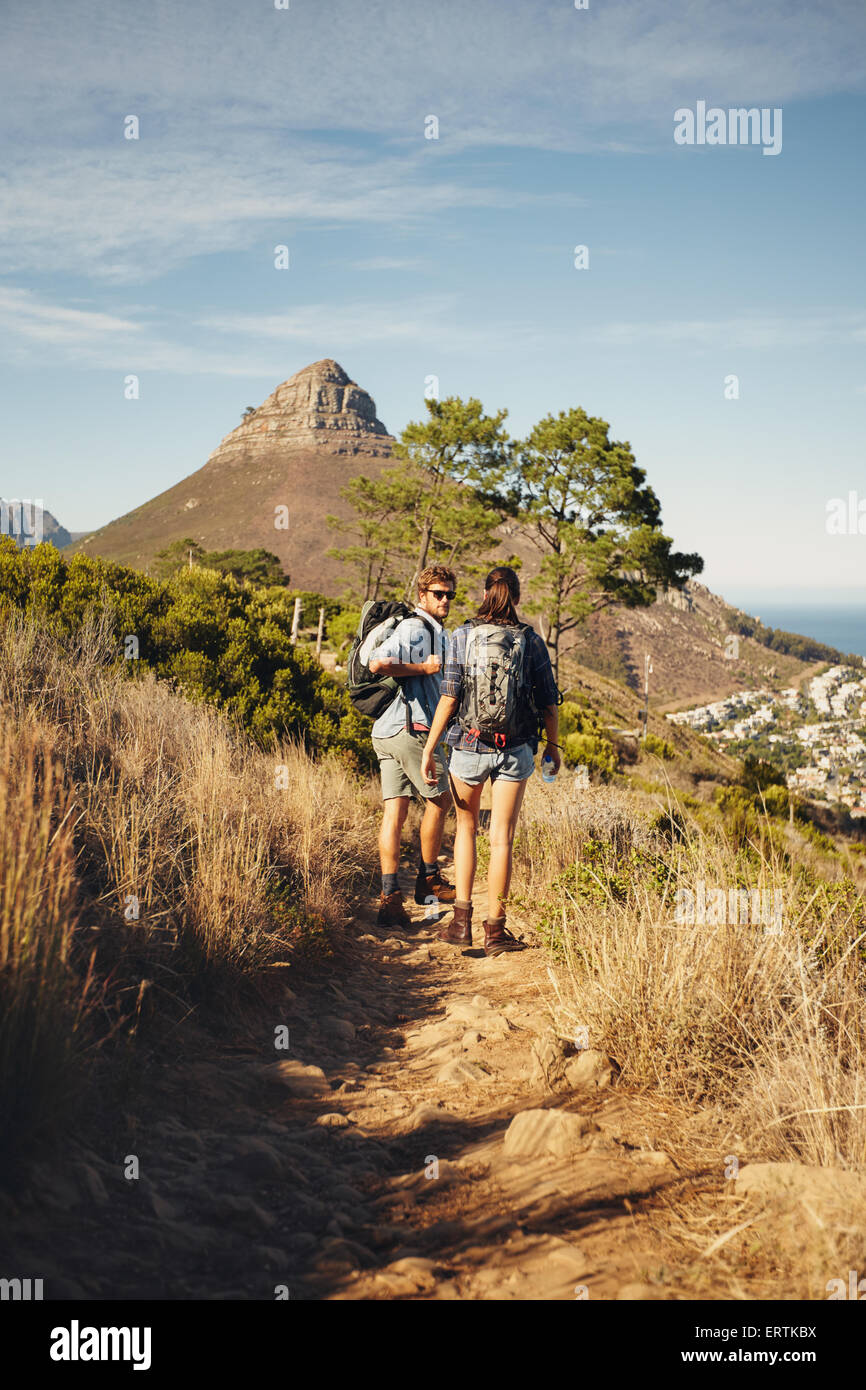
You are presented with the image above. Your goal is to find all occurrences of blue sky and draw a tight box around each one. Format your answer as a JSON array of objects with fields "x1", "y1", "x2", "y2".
[{"x1": 1, "y1": 0, "x2": 865, "y2": 601}]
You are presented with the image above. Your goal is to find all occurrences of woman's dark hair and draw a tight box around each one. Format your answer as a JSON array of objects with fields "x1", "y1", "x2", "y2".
[{"x1": 476, "y1": 565, "x2": 521, "y2": 625}]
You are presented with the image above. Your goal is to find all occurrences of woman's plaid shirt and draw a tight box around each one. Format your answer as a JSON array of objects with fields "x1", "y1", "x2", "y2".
[{"x1": 440, "y1": 620, "x2": 559, "y2": 752}]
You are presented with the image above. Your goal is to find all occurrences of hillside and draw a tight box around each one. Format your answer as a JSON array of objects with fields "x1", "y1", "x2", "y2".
[
  {"x1": 64, "y1": 359, "x2": 394, "y2": 593},
  {"x1": 560, "y1": 580, "x2": 821, "y2": 707}
]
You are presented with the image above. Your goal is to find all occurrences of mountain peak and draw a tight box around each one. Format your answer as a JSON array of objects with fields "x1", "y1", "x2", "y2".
[{"x1": 211, "y1": 358, "x2": 393, "y2": 461}]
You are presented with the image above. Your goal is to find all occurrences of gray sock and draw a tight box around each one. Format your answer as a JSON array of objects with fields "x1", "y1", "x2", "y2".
[{"x1": 382, "y1": 872, "x2": 399, "y2": 896}]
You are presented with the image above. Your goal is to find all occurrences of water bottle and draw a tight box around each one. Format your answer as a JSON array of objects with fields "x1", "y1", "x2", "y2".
[{"x1": 541, "y1": 752, "x2": 557, "y2": 783}]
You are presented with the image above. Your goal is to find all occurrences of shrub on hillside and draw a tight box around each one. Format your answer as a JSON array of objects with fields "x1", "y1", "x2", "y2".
[
  {"x1": 557, "y1": 698, "x2": 618, "y2": 777},
  {"x1": 562, "y1": 731, "x2": 617, "y2": 779},
  {"x1": 0, "y1": 539, "x2": 373, "y2": 769},
  {"x1": 326, "y1": 606, "x2": 361, "y2": 651},
  {"x1": 511, "y1": 775, "x2": 866, "y2": 1184},
  {"x1": 643, "y1": 732, "x2": 675, "y2": 760}
]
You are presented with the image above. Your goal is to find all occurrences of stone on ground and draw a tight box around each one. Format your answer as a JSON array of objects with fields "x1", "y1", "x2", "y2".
[{"x1": 502, "y1": 1108, "x2": 598, "y2": 1159}]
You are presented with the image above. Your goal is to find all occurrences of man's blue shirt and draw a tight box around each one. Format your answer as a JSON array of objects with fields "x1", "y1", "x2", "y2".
[{"x1": 369, "y1": 608, "x2": 449, "y2": 739}]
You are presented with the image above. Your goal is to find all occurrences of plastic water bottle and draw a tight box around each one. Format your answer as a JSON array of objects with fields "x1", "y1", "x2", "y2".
[{"x1": 541, "y1": 752, "x2": 557, "y2": 783}]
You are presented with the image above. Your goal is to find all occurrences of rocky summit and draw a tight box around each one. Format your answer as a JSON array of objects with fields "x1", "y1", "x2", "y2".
[
  {"x1": 208, "y1": 359, "x2": 393, "y2": 462},
  {"x1": 65, "y1": 359, "x2": 395, "y2": 591}
]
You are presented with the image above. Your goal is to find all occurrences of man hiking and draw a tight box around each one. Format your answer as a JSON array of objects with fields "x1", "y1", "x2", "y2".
[
  {"x1": 420, "y1": 565, "x2": 561, "y2": 955},
  {"x1": 367, "y1": 565, "x2": 457, "y2": 927}
]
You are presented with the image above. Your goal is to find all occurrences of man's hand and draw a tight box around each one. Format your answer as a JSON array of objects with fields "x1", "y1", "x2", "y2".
[
  {"x1": 422, "y1": 653, "x2": 441, "y2": 675},
  {"x1": 547, "y1": 744, "x2": 562, "y2": 774}
]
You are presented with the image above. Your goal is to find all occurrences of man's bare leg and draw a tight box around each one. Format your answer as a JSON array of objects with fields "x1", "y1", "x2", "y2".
[
  {"x1": 419, "y1": 789, "x2": 451, "y2": 868},
  {"x1": 379, "y1": 796, "x2": 409, "y2": 876}
]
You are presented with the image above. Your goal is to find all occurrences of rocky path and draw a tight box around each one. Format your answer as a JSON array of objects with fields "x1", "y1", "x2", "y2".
[{"x1": 3, "y1": 857, "x2": 702, "y2": 1302}]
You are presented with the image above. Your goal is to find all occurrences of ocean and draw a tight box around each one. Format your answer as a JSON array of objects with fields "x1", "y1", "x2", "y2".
[{"x1": 721, "y1": 594, "x2": 865, "y2": 661}]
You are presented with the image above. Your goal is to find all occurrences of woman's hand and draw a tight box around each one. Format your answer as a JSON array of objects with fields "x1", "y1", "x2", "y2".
[{"x1": 421, "y1": 746, "x2": 438, "y2": 785}]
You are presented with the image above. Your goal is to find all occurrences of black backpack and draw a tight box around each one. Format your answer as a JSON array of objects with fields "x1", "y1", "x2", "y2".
[{"x1": 347, "y1": 600, "x2": 437, "y2": 724}]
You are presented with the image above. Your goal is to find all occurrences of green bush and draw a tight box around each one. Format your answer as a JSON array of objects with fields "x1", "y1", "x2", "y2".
[
  {"x1": 562, "y1": 731, "x2": 617, "y2": 779},
  {"x1": 0, "y1": 539, "x2": 375, "y2": 770},
  {"x1": 559, "y1": 699, "x2": 619, "y2": 777},
  {"x1": 326, "y1": 607, "x2": 361, "y2": 651},
  {"x1": 559, "y1": 699, "x2": 600, "y2": 738},
  {"x1": 713, "y1": 784, "x2": 760, "y2": 844},
  {"x1": 643, "y1": 732, "x2": 675, "y2": 760},
  {"x1": 760, "y1": 783, "x2": 789, "y2": 818},
  {"x1": 741, "y1": 755, "x2": 785, "y2": 793}
]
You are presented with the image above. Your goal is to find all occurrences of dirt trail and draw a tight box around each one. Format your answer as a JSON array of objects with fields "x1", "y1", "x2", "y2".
[{"x1": 3, "y1": 857, "x2": 711, "y2": 1302}]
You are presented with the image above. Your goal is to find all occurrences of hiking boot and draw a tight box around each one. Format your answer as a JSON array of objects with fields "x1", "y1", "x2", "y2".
[
  {"x1": 414, "y1": 866, "x2": 457, "y2": 906},
  {"x1": 377, "y1": 890, "x2": 412, "y2": 928},
  {"x1": 439, "y1": 902, "x2": 472, "y2": 946},
  {"x1": 483, "y1": 917, "x2": 529, "y2": 956}
]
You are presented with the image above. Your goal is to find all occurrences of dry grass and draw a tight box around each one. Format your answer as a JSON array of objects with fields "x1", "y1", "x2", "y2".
[
  {"x1": 511, "y1": 770, "x2": 866, "y2": 1298},
  {"x1": 0, "y1": 719, "x2": 85, "y2": 1149},
  {"x1": 0, "y1": 608, "x2": 379, "y2": 1158},
  {"x1": 513, "y1": 771, "x2": 866, "y2": 1171}
]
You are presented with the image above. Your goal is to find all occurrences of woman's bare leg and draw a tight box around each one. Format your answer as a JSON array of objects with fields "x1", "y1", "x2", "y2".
[
  {"x1": 487, "y1": 776, "x2": 528, "y2": 920},
  {"x1": 448, "y1": 775, "x2": 484, "y2": 903}
]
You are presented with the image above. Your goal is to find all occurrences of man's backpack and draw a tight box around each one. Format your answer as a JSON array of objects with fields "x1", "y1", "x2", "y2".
[
  {"x1": 457, "y1": 620, "x2": 536, "y2": 748},
  {"x1": 347, "y1": 600, "x2": 436, "y2": 723}
]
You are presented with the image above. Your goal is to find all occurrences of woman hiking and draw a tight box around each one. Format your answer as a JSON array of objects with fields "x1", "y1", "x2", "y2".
[{"x1": 420, "y1": 565, "x2": 561, "y2": 956}]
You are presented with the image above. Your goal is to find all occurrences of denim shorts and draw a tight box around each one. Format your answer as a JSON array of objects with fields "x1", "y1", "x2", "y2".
[{"x1": 448, "y1": 742, "x2": 536, "y2": 786}]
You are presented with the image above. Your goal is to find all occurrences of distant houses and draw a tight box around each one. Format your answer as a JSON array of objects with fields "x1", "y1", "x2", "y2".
[{"x1": 667, "y1": 665, "x2": 866, "y2": 811}]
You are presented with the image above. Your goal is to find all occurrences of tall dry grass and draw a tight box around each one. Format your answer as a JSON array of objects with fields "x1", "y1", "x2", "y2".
[
  {"x1": 0, "y1": 718, "x2": 86, "y2": 1150},
  {"x1": 0, "y1": 608, "x2": 380, "y2": 1157},
  {"x1": 512, "y1": 771, "x2": 866, "y2": 1172}
]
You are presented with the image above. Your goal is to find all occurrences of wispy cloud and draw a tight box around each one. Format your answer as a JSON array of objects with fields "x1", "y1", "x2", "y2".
[
  {"x1": 5, "y1": 0, "x2": 864, "y2": 147},
  {"x1": 1, "y1": 0, "x2": 863, "y2": 284},
  {"x1": 0, "y1": 286, "x2": 534, "y2": 374},
  {"x1": 0, "y1": 143, "x2": 553, "y2": 284},
  {"x1": 197, "y1": 295, "x2": 562, "y2": 355},
  {"x1": 0, "y1": 288, "x2": 140, "y2": 344}
]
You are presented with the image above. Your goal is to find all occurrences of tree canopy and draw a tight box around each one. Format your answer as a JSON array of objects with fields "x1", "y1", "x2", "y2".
[
  {"x1": 327, "y1": 396, "x2": 512, "y2": 603},
  {"x1": 515, "y1": 408, "x2": 703, "y2": 678}
]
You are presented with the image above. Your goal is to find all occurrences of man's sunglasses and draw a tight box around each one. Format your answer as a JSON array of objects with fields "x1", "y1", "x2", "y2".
[{"x1": 426, "y1": 588, "x2": 455, "y2": 600}]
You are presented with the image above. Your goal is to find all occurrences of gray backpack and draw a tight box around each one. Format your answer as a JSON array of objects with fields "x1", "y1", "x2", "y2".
[{"x1": 457, "y1": 620, "x2": 535, "y2": 748}]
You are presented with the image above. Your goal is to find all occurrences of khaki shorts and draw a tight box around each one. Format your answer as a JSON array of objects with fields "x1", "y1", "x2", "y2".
[{"x1": 372, "y1": 729, "x2": 450, "y2": 802}]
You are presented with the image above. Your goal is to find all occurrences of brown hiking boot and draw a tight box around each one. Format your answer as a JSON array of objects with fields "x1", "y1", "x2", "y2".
[
  {"x1": 483, "y1": 917, "x2": 529, "y2": 956},
  {"x1": 414, "y1": 866, "x2": 457, "y2": 905},
  {"x1": 439, "y1": 902, "x2": 472, "y2": 946},
  {"x1": 377, "y1": 890, "x2": 412, "y2": 928}
]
